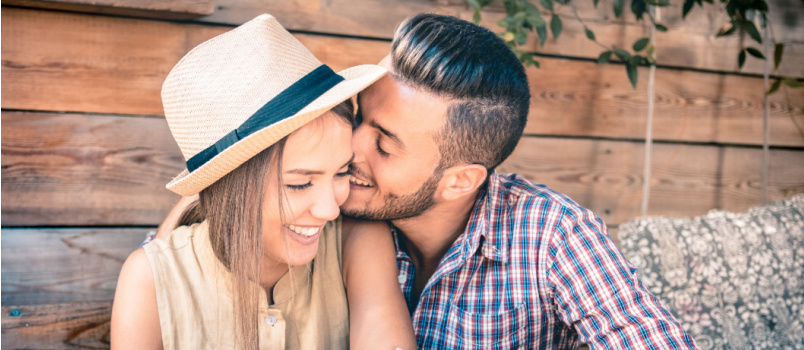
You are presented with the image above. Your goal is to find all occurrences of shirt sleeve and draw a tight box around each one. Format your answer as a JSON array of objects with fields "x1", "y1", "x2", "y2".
[{"x1": 546, "y1": 207, "x2": 699, "y2": 349}]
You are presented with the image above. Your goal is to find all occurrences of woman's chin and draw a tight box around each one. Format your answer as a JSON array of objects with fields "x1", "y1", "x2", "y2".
[{"x1": 284, "y1": 227, "x2": 321, "y2": 265}]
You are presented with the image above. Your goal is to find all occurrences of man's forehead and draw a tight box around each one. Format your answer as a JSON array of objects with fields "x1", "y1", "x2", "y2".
[{"x1": 359, "y1": 77, "x2": 449, "y2": 147}]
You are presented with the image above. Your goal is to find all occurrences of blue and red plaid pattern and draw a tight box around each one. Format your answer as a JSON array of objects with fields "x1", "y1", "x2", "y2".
[{"x1": 392, "y1": 172, "x2": 698, "y2": 349}]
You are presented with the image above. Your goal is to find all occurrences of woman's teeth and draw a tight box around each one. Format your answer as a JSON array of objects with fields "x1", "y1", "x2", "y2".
[
  {"x1": 287, "y1": 225, "x2": 320, "y2": 237},
  {"x1": 349, "y1": 175, "x2": 372, "y2": 187}
]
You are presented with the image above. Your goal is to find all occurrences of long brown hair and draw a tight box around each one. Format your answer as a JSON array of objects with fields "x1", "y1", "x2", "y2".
[{"x1": 179, "y1": 99, "x2": 354, "y2": 349}]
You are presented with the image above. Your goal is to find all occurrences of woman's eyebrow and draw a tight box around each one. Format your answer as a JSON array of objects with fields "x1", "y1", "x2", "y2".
[
  {"x1": 284, "y1": 154, "x2": 354, "y2": 175},
  {"x1": 341, "y1": 154, "x2": 355, "y2": 168}
]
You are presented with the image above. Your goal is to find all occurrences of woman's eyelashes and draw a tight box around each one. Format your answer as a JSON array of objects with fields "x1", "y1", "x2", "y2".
[
  {"x1": 286, "y1": 182, "x2": 312, "y2": 191},
  {"x1": 335, "y1": 168, "x2": 351, "y2": 178},
  {"x1": 285, "y1": 168, "x2": 351, "y2": 191}
]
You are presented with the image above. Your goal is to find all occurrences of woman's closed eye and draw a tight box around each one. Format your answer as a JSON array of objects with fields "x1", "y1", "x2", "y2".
[
  {"x1": 286, "y1": 182, "x2": 312, "y2": 191},
  {"x1": 336, "y1": 168, "x2": 351, "y2": 178}
]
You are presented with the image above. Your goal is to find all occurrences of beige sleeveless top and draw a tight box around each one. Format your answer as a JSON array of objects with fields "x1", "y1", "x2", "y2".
[{"x1": 144, "y1": 218, "x2": 348, "y2": 349}]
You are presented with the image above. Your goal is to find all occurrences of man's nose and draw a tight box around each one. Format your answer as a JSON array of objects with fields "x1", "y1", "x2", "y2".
[{"x1": 351, "y1": 123, "x2": 369, "y2": 163}]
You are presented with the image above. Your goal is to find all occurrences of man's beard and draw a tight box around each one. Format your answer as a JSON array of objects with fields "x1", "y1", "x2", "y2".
[{"x1": 343, "y1": 170, "x2": 441, "y2": 221}]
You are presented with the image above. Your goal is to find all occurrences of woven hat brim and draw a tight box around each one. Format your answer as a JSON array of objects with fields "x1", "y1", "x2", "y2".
[{"x1": 166, "y1": 64, "x2": 386, "y2": 196}]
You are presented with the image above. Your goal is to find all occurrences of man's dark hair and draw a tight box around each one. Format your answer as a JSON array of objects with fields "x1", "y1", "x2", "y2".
[{"x1": 390, "y1": 13, "x2": 530, "y2": 172}]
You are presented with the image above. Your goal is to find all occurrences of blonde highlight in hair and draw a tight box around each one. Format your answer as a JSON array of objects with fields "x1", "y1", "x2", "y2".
[
  {"x1": 199, "y1": 142, "x2": 277, "y2": 350},
  {"x1": 174, "y1": 99, "x2": 355, "y2": 348}
]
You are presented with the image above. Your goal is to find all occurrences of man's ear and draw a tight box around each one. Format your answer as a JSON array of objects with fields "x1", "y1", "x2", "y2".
[{"x1": 439, "y1": 164, "x2": 488, "y2": 201}]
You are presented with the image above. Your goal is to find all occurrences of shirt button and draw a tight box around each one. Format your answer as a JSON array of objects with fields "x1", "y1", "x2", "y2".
[
  {"x1": 398, "y1": 273, "x2": 407, "y2": 284},
  {"x1": 265, "y1": 315, "x2": 277, "y2": 326}
]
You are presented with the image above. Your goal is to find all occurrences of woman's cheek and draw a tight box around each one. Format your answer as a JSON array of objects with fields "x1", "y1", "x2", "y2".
[{"x1": 334, "y1": 180, "x2": 350, "y2": 206}]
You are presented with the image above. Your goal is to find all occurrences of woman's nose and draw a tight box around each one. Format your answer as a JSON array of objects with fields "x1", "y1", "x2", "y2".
[{"x1": 310, "y1": 186, "x2": 340, "y2": 221}]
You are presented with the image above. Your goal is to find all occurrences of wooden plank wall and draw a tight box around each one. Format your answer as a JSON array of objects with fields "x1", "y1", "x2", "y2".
[{"x1": 2, "y1": 0, "x2": 803, "y2": 348}]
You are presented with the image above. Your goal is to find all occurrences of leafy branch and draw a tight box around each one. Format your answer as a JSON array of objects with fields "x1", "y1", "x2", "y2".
[{"x1": 467, "y1": 0, "x2": 802, "y2": 92}]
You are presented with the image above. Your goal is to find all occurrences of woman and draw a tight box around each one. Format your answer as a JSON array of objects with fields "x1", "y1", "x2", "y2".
[{"x1": 110, "y1": 14, "x2": 414, "y2": 349}]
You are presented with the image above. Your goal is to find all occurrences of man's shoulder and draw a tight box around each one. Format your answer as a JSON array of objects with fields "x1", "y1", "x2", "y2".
[
  {"x1": 490, "y1": 172, "x2": 608, "y2": 238},
  {"x1": 492, "y1": 172, "x2": 585, "y2": 214}
]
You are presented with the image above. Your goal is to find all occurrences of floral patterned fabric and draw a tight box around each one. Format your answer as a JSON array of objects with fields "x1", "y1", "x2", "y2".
[{"x1": 619, "y1": 195, "x2": 804, "y2": 350}]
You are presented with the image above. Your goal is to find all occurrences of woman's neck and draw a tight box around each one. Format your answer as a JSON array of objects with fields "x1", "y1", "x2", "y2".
[{"x1": 259, "y1": 259, "x2": 290, "y2": 303}]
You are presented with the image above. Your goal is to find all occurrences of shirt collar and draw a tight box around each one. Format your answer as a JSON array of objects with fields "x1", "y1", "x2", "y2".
[{"x1": 462, "y1": 171, "x2": 509, "y2": 263}]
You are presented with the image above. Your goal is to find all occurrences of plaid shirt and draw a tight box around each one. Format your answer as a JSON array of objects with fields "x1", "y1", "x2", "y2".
[{"x1": 392, "y1": 172, "x2": 698, "y2": 349}]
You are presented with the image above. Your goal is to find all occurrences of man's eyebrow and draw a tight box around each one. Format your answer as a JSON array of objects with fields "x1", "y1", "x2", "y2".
[
  {"x1": 284, "y1": 154, "x2": 355, "y2": 175},
  {"x1": 369, "y1": 120, "x2": 405, "y2": 150}
]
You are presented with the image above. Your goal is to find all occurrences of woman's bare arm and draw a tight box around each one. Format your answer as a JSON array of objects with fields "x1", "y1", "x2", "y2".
[
  {"x1": 110, "y1": 248, "x2": 163, "y2": 350},
  {"x1": 342, "y1": 218, "x2": 416, "y2": 350}
]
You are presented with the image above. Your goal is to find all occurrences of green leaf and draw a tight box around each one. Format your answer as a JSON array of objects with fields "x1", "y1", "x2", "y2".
[
  {"x1": 738, "y1": 49, "x2": 746, "y2": 69},
  {"x1": 594, "y1": 0, "x2": 600, "y2": 7},
  {"x1": 585, "y1": 27, "x2": 596, "y2": 41},
  {"x1": 515, "y1": 29, "x2": 528, "y2": 45},
  {"x1": 646, "y1": 44, "x2": 656, "y2": 64},
  {"x1": 654, "y1": 23, "x2": 668, "y2": 32},
  {"x1": 524, "y1": 3, "x2": 546, "y2": 27},
  {"x1": 743, "y1": 20, "x2": 762, "y2": 44},
  {"x1": 536, "y1": 23, "x2": 548, "y2": 46},
  {"x1": 644, "y1": 0, "x2": 670, "y2": 6},
  {"x1": 502, "y1": 0, "x2": 518, "y2": 15},
  {"x1": 540, "y1": 0, "x2": 554, "y2": 11},
  {"x1": 517, "y1": 51, "x2": 540, "y2": 68},
  {"x1": 767, "y1": 79, "x2": 782, "y2": 95},
  {"x1": 614, "y1": 48, "x2": 631, "y2": 60},
  {"x1": 614, "y1": 0, "x2": 624, "y2": 17},
  {"x1": 629, "y1": 55, "x2": 644, "y2": 66},
  {"x1": 716, "y1": 21, "x2": 737, "y2": 37},
  {"x1": 498, "y1": 19, "x2": 509, "y2": 28},
  {"x1": 631, "y1": 0, "x2": 646, "y2": 20},
  {"x1": 626, "y1": 63, "x2": 638, "y2": 88},
  {"x1": 746, "y1": 47, "x2": 765, "y2": 59},
  {"x1": 682, "y1": 0, "x2": 695, "y2": 18},
  {"x1": 633, "y1": 38, "x2": 649, "y2": 51},
  {"x1": 783, "y1": 78, "x2": 804, "y2": 88},
  {"x1": 529, "y1": 14, "x2": 546, "y2": 27},
  {"x1": 774, "y1": 43, "x2": 784, "y2": 70},
  {"x1": 524, "y1": 2, "x2": 541, "y2": 17},
  {"x1": 467, "y1": 0, "x2": 482, "y2": 10},
  {"x1": 598, "y1": 51, "x2": 612, "y2": 64},
  {"x1": 550, "y1": 14, "x2": 562, "y2": 39},
  {"x1": 473, "y1": 10, "x2": 481, "y2": 24}
]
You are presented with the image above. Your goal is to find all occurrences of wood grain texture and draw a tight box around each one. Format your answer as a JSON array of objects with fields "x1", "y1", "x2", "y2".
[
  {"x1": 498, "y1": 137, "x2": 804, "y2": 225},
  {"x1": 0, "y1": 228, "x2": 142, "y2": 348},
  {"x1": 3, "y1": 7, "x2": 802, "y2": 147},
  {"x1": 0, "y1": 7, "x2": 388, "y2": 116},
  {"x1": 1, "y1": 112, "x2": 183, "y2": 226},
  {"x1": 3, "y1": 0, "x2": 214, "y2": 19},
  {"x1": 1, "y1": 7, "x2": 229, "y2": 116},
  {"x1": 199, "y1": 0, "x2": 804, "y2": 77},
  {"x1": 3, "y1": 112, "x2": 802, "y2": 227},
  {"x1": 525, "y1": 59, "x2": 804, "y2": 147},
  {"x1": 1, "y1": 228, "x2": 147, "y2": 305},
  {"x1": 1, "y1": 301, "x2": 112, "y2": 349}
]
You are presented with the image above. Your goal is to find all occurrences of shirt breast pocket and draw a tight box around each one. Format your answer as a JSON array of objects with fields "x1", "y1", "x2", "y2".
[{"x1": 445, "y1": 302, "x2": 529, "y2": 349}]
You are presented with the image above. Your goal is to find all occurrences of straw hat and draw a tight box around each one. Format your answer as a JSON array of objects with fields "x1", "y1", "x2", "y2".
[{"x1": 162, "y1": 14, "x2": 386, "y2": 196}]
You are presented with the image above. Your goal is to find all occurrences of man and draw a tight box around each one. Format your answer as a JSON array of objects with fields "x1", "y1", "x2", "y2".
[
  {"x1": 158, "y1": 13, "x2": 697, "y2": 349},
  {"x1": 342, "y1": 14, "x2": 697, "y2": 349}
]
